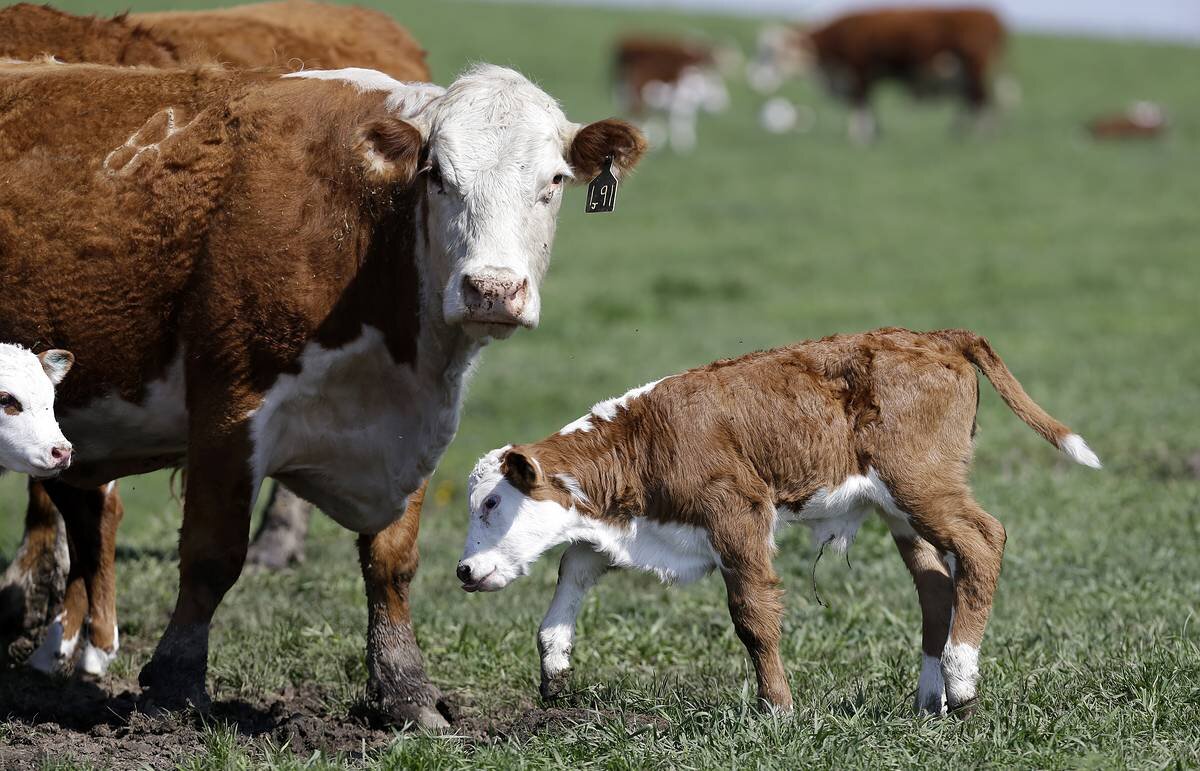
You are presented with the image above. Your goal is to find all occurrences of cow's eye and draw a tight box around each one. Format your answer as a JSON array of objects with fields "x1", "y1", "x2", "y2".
[
  {"x1": 483, "y1": 495, "x2": 499, "y2": 512},
  {"x1": 0, "y1": 393, "x2": 20, "y2": 414},
  {"x1": 552, "y1": 174, "x2": 565, "y2": 185}
]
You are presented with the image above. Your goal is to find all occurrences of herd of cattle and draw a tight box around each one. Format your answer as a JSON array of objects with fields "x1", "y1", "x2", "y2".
[{"x1": 0, "y1": 0, "x2": 1104, "y2": 730}]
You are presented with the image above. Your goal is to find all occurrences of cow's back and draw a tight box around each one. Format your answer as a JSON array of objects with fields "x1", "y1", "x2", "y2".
[
  {"x1": 132, "y1": 0, "x2": 430, "y2": 81},
  {"x1": 810, "y1": 7, "x2": 1005, "y2": 68},
  {"x1": 0, "y1": 3, "x2": 178, "y2": 66},
  {"x1": 0, "y1": 62, "x2": 238, "y2": 406}
]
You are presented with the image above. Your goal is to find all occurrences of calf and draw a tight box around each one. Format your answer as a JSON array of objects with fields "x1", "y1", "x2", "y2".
[
  {"x1": 752, "y1": 8, "x2": 1008, "y2": 143},
  {"x1": 613, "y1": 36, "x2": 730, "y2": 152},
  {"x1": 458, "y1": 328, "x2": 1100, "y2": 714},
  {"x1": 0, "y1": 345, "x2": 73, "y2": 477},
  {"x1": 0, "y1": 59, "x2": 643, "y2": 726}
]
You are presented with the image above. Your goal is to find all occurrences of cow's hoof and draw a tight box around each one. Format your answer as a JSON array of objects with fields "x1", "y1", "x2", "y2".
[
  {"x1": 138, "y1": 624, "x2": 211, "y2": 713},
  {"x1": 539, "y1": 669, "x2": 571, "y2": 701},
  {"x1": 370, "y1": 691, "x2": 454, "y2": 731},
  {"x1": 947, "y1": 695, "x2": 979, "y2": 719}
]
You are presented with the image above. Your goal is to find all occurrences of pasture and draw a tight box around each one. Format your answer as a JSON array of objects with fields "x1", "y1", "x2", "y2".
[{"x1": 2, "y1": 0, "x2": 1199, "y2": 767}]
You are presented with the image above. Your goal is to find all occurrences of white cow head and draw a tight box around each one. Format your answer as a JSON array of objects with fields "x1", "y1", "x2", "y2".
[
  {"x1": 302, "y1": 65, "x2": 648, "y2": 341},
  {"x1": 458, "y1": 445, "x2": 579, "y2": 591},
  {"x1": 0, "y1": 345, "x2": 73, "y2": 477}
]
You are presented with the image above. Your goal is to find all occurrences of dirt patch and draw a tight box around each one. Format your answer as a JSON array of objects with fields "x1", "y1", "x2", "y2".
[{"x1": 0, "y1": 671, "x2": 671, "y2": 766}]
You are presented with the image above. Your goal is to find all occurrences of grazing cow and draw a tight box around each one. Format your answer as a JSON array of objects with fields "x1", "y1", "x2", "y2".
[
  {"x1": 0, "y1": 59, "x2": 644, "y2": 726},
  {"x1": 0, "y1": 0, "x2": 433, "y2": 662},
  {"x1": 613, "y1": 36, "x2": 730, "y2": 152},
  {"x1": 0, "y1": 345, "x2": 73, "y2": 477},
  {"x1": 1088, "y1": 102, "x2": 1167, "y2": 140},
  {"x1": 0, "y1": 1, "x2": 429, "y2": 81},
  {"x1": 458, "y1": 328, "x2": 1100, "y2": 714},
  {"x1": 752, "y1": 8, "x2": 1008, "y2": 143}
]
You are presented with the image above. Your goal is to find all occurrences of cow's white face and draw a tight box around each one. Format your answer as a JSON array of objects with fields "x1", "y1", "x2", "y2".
[
  {"x1": 417, "y1": 66, "x2": 646, "y2": 340},
  {"x1": 457, "y1": 446, "x2": 575, "y2": 591},
  {"x1": 290, "y1": 66, "x2": 645, "y2": 341},
  {"x1": 0, "y1": 346, "x2": 73, "y2": 477}
]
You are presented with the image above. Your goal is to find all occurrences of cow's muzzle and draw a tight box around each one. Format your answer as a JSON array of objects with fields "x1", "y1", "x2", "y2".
[{"x1": 461, "y1": 270, "x2": 530, "y2": 327}]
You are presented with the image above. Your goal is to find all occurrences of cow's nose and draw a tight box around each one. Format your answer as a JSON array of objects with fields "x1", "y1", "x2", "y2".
[
  {"x1": 456, "y1": 562, "x2": 473, "y2": 584},
  {"x1": 461, "y1": 272, "x2": 529, "y2": 324},
  {"x1": 50, "y1": 444, "x2": 72, "y2": 467}
]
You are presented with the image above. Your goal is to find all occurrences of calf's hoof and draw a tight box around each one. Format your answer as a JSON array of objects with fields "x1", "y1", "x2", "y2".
[{"x1": 539, "y1": 669, "x2": 571, "y2": 701}]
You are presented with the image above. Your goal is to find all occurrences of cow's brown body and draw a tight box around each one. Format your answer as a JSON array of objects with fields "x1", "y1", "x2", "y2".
[
  {"x1": 0, "y1": 2, "x2": 429, "y2": 81},
  {"x1": 613, "y1": 36, "x2": 714, "y2": 114},
  {"x1": 0, "y1": 0, "x2": 430, "y2": 673}
]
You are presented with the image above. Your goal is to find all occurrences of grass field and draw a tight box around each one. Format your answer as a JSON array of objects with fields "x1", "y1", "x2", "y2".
[{"x1": 4, "y1": 0, "x2": 1200, "y2": 767}]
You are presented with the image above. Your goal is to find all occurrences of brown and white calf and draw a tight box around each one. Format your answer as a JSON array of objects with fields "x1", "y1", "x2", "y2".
[
  {"x1": 613, "y1": 36, "x2": 730, "y2": 152},
  {"x1": 458, "y1": 328, "x2": 1099, "y2": 714},
  {"x1": 0, "y1": 59, "x2": 643, "y2": 726},
  {"x1": 752, "y1": 8, "x2": 1009, "y2": 143}
]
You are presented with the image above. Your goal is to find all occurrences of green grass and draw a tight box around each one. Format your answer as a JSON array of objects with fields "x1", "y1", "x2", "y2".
[{"x1": 6, "y1": 0, "x2": 1200, "y2": 767}]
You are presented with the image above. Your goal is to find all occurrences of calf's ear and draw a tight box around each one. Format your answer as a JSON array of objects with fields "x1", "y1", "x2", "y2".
[
  {"x1": 501, "y1": 448, "x2": 544, "y2": 493},
  {"x1": 37, "y1": 350, "x2": 74, "y2": 386},
  {"x1": 355, "y1": 119, "x2": 424, "y2": 185},
  {"x1": 568, "y1": 119, "x2": 647, "y2": 180}
]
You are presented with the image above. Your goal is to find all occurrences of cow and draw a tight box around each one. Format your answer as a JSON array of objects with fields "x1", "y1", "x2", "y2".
[
  {"x1": 0, "y1": 1, "x2": 429, "y2": 81},
  {"x1": 751, "y1": 8, "x2": 1009, "y2": 143},
  {"x1": 1088, "y1": 102, "x2": 1167, "y2": 140},
  {"x1": 0, "y1": 0, "x2": 434, "y2": 663},
  {"x1": 457, "y1": 328, "x2": 1100, "y2": 715},
  {"x1": 0, "y1": 345, "x2": 74, "y2": 477},
  {"x1": 613, "y1": 35, "x2": 730, "y2": 152},
  {"x1": 0, "y1": 58, "x2": 644, "y2": 727}
]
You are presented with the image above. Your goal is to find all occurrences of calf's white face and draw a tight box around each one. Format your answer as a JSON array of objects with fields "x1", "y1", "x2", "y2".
[
  {"x1": 458, "y1": 446, "x2": 574, "y2": 591},
  {"x1": 0, "y1": 346, "x2": 73, "y2": 477}
]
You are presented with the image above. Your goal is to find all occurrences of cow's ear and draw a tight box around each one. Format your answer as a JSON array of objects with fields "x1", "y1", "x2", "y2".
[
  {"x1": 568, "y1": 119, "x2": 647, "y2": 181},
  {"x1": 37, "y1": 349, "x2": 73, "y2": 386},
  {"x1": 355, "y1": 119, "x2": 424, "y2": 185},
  {"x1": 501, "y1": 447, "x2": 544, "y2": 493}
]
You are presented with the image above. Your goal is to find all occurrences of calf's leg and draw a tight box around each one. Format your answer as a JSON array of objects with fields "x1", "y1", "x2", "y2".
[
  {"x1": 537, "y1": 543, "x2": 608, "y2": 700},
  {"x1": 902, "y1": 487, "x2": 1005, "y2": 716},
  {"x1": 138, "y1": 427, "x2": 255, "y2": 711},
  {"x1": 358, "y1": 482, "x2": 449, "y2": 729},
  {"x1": 0, "y1": 481, "x2": 67, "y2": 663},
  {"x1": 885, "y1": 518, "x2": 955, "y2": 715},
  {"x1": 711, "y1": 498, "x2": 791, "y2": 712},
  {"x1": 29, "y1": 481, "x2": 123, "y2": 676}
]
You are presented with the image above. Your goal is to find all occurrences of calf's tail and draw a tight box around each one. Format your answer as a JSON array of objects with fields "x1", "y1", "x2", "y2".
[{"x1": 942, "y1": 329, "x2": 1101, "y2": 469}]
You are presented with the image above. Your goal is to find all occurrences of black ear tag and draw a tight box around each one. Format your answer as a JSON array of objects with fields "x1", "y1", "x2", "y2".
[{"x1": 585, "y1": 155, "x2": 618, "y2": 214}]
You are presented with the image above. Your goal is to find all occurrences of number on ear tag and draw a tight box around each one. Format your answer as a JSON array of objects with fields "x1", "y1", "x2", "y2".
[{"x1": 585, "y1": 155, "x2": 618, "y2": 214}]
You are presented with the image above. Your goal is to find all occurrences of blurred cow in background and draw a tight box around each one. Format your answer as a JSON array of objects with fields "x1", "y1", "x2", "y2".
[
  {"x1": 751, "y1": 7, "x2": 1013, "y2": 143},
  {"x1": 613, "y1": 35, "x2": 732, "y2": 152},
  {"x1": 1088, "y1": 102, "x2": 1167, "y2": 140}
]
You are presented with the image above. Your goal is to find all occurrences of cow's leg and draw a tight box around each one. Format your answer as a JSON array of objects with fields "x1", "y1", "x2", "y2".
[
  {"x1": 29, "y1": 481, "x2": 122, "y2": 675},
  {"x1": 0, "y1": 481, "x2": 68, "y2": 662},
  {"x1": 138, "y1": 426, "x2": 255, "y2": 711},
  {"x1": 245, "y1": 482, "x2": 312, "y2": 569},
  {"x1": 901, "y1": 487, "x2": 1005, "y2": 717},
  {"x1": 884, "y1": 516, "x2": 955, "y2": 716},
  {"x1": 537, "y1": 543, "x2": 608, "y2": 700},
  {"x1": 358, "y1": 482, "x2": 449, "y2": 729},
  {"x1": 711, "y1": 496, "x2": 791, "y2": 712}
]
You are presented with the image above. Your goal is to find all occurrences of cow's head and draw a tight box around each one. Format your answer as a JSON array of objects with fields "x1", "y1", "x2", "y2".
[
  {"x1": 0, "y1": 346, "x2": 73, "y2": 478},
  {"x1": 344, "y1": 65, "x2": 647, "y2": 340},
  {"x1": 458, "y1": 445, "x2": 580, "y2": 591}
]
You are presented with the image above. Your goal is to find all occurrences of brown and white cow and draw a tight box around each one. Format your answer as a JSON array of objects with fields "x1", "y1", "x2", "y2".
[
  {"x1": 0, "y1": 59, "x2": 644, "y2": 726},
  {"x1": 752, "y1": 8, "x2": 1009, "y2": 143},
  {"x1": 458, "y1": 328, "x2": 1099, "y2": 714},
  {"x1": 0, "y1": 0, "x2": 433, "y2": 663},
  {"x1": 613, "y1": 35, "x2": 730, "y2": 152},
  {"x1": 0, "y1": 1, "x2": 430, "y2": 81}
]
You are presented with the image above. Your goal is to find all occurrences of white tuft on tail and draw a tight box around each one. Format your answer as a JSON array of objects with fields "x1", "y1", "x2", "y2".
[{"x1": 1060, "y1": 433, "x2": 1102, "y2": 469}]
